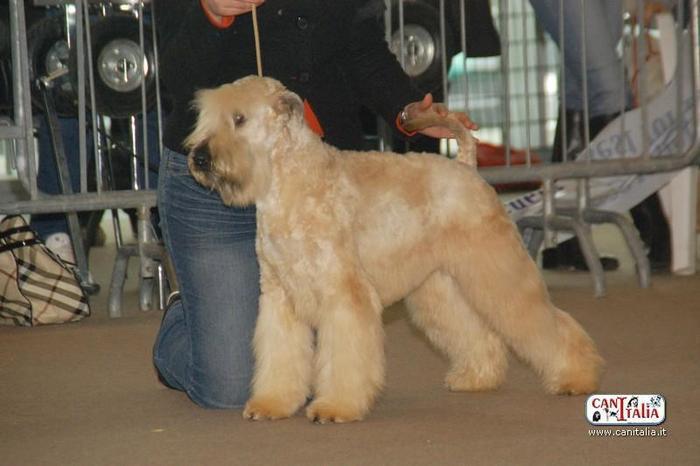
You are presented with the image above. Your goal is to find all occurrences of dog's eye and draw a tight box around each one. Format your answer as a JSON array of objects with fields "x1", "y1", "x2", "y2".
[{"x1": 233, "y1": 113, "x2": 246, "y2": 126}]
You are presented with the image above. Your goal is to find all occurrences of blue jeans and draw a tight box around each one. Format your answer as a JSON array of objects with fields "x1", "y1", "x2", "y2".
[
  {"x1": 529, "y1": 0, "x2": 632, "y2": 116},
  {"x1": 153, "y1": 147, "x2": 259, "y2": 408}
]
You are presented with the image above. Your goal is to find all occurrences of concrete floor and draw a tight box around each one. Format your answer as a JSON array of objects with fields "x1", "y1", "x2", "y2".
[{"x1": 1, "y1": 220, "x2": 699, "y2": 466}]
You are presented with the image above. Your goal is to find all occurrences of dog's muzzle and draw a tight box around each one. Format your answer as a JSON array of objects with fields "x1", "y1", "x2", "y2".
[{"x1": 190, "y1": 147, "x2": 212, "y2": 172}]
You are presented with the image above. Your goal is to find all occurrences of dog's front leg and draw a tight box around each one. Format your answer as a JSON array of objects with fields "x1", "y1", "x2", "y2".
[
  {"x1": 243, "y1": 259, "x2": 314, "y2": 421},
  {"x1": 306, "y1": 272, "x2": 385, "y2": 424}
]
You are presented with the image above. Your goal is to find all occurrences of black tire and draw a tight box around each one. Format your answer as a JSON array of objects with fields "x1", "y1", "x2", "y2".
[
  {"x1": 26, "y1": 16, "x2": 78, "y2": 117},
  {"x1": 71, "y1": 15, "x2": 156, "y2": 118},
  {"x1": 0, "y1": 18, "x2": 9, "y2": 59},
  {"x1": 390, "y1": 1, "x2": 456, "y2": 95}
]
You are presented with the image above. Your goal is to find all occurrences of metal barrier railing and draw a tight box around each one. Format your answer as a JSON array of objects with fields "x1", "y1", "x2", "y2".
[
  {"x1": 1, "y1": 1, "x2": 698, "y2": 305},
  {"x1": 1, "y1": 0, "x2": 36, "y2": 197},
  {"x1": 0, "y1": 0, "x2": 167, "y2": 314},
  {"x1": 389, "y1": 0, "x2": 699, "y2": 296}
]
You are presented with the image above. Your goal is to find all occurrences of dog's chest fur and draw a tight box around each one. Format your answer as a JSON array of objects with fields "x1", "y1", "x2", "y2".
[{"x1": 256, "y1": 177, "x2": 354, "y2": 317}]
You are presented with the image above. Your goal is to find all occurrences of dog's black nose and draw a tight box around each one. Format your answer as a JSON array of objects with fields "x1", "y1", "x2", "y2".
[{"x1": 192, "y1": 148, "x2": 211, "y2": 170}]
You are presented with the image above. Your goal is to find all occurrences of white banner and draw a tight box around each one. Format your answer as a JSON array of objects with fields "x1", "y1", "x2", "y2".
[{"x1": 504, "y1": 34, "x2": 698, "y2": 227}]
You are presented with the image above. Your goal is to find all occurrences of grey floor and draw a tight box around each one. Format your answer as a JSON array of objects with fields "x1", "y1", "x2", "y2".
[{"x1": 2, "y1": 220, "x2": 699, "y2": 466}]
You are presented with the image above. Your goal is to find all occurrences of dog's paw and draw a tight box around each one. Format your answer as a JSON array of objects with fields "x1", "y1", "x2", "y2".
[
  {"x1": 545, "y1": 352, "x2": 603, "y2": 396},
  {"x1": 242, "y1": 396, "x2": 299, "y2": 421},
  {"x1": 445, "y1": 366, "x2": 505, "y2": 392},
  {"x1": 546, "y1": 310, "x2": 604, "y2": 396},
  {"x1": 548, "y1": 369, "x2": 601, "y2": 396},
  {"x1": 305, "y1": 399, "x2": 364, "y2": 424}
]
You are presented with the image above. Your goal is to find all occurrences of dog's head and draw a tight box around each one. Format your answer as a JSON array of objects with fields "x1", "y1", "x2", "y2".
[{"x1": 185, "y1": 76, "x2": 305, "y2": 206}]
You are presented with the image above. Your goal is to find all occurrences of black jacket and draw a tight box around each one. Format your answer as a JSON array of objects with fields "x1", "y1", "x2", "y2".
[{"x1": 155, "y1": 0, "x2": 423, "y2": 153}]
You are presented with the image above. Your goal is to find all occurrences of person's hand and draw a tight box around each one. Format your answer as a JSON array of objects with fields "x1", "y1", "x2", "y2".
[
  {"x1": 202, "y1": 0, "x2": 266, "y2": 21},
  {"x1": 642, "y1": 2, "x2": 669, "y2": 26},
  {"x1": 402, "y1": 93, "x2": 478, "y2": 139},
  {"x1": 628, "y1": 1, "x2": 669, "y2": 26}
]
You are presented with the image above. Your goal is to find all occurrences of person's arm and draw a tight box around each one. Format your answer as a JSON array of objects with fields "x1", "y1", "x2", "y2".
[
  {"x1": 154, "y1": 0, "x2": 221, "y2": 70},
  {"x1": 155, "y1": 0, "x2": 264, "y2": 64},
  {"x1": 341, "y1": 1, "x2": 476, "y2": 139},
  {"x1": 340, "y1": 1, "x2": 422, "y2": 133}
]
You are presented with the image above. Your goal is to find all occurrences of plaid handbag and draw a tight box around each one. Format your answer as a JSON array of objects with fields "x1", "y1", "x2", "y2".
[{"x1": 0, "y1": 216, "x2": 90, "y2": 326}]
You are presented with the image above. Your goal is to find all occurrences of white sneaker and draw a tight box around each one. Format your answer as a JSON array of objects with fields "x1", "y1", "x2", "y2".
[{"x1": 44, "y1": 232, "x2": 76, "y2": 264}]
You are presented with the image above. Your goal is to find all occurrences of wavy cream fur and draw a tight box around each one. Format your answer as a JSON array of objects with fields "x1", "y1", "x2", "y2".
[{"x1": 187, "y1": 76, "x2": 603, "y2": 424}]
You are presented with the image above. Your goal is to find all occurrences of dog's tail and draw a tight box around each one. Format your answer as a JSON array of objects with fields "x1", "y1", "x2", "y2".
[{"x1": 402, "y1": 114, "x2": 477, "y2": 168}]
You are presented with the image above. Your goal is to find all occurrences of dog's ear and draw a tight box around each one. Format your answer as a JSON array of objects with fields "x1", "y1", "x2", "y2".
[
  {"x1": 274, "y1": 91, "x2": 304, "y2": 117},
  {"x1": 191, "y1": 88, "x2": 212, "y2": 113}
]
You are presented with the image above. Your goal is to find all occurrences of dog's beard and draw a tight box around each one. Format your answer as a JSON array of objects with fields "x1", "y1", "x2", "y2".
[
  {"x1": 190, "y1": 156, "x2": 258, "y2": 207},
  {"x1": 193, "y1": 168, "x2": 250, "y2": 206},
  {"x1": 213, "y1": 177, "x2": 248, "y2": 206},
  {"x1": 187, "y1": 133, "x2": 261, "y2": 205}
]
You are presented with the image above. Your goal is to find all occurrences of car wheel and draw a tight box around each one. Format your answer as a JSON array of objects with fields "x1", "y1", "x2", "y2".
[
  {"x1": 26, "y1": 16, "x2": 78, "y2": 117},
  {"x1": 0, "y1": 18, "x2": 9, "y2": 59},
  {"x1": 390, "y1": 1, "x2": 456, "y2": 94},
  {"x1": 70, "y1": 15, "x2": 156, "y2": 118}
]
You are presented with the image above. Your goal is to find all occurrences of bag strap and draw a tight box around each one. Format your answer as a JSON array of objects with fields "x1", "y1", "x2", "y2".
[
  {"x1": 0, "y1": 238, "x2": 42, "y2": 254},
  {"x1": 0, "y1": 225, "x2": 34, "y2": 239},
  {"x1": 0, "y1": 215, "x2": 31, "y2": 236}
]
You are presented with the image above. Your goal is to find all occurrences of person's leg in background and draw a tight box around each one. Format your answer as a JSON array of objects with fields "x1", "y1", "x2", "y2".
[
  {"x1": 529, "y1": 0, "x2": 670, "y2": 271},
  {"x1": 630, "y1": 193, "x2": 671, "y2": 271},
  {"x1": 32, "y1": 111, "x2": 164, "y2": 263},
  {"x1": 587, "y1": 0, "x2": 671, "y2": 272},
  {"x1": 136, "y1": 111, "x2": 162, "y2": 238},
  {"x1": 31, "y1": 115, "x2": 83, "y2": 263},
  {"x1": 153, "y1": 147, "x2": 259, "y2": 408},
  {"x1": 530, "y1": 0, "x2": 630, "y2": 165},
  {"x1": 529, "y1": 0, "x2": 628, "y2": 120},
  {"x1": 528, "y1": 0, "x2": 626, "y2": 270}
]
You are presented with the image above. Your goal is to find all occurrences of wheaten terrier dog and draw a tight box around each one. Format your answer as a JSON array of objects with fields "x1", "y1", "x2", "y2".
[{"x1": 186, "y1": 76, "x2": 603, "y2": 423}]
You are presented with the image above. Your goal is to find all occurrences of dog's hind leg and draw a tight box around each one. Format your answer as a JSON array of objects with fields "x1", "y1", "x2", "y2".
[
  {"x1": 448, "y1": 218, "x2": 603, "y2": 395},
  {"x1": 243, "y1": 259, "x2": 315, "y2": 420},
  {"x1": 305, "y1": 272, "x2": 385, "y2": 423},
  {"x1": 405, "y1": 271, "x2": 508, "y2": 392}
]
